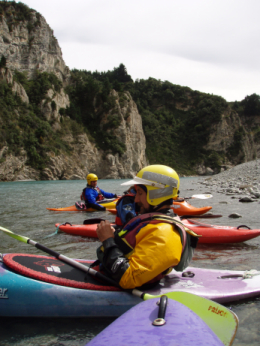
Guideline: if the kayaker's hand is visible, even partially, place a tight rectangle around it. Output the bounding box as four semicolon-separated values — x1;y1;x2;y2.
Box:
96;220;115;242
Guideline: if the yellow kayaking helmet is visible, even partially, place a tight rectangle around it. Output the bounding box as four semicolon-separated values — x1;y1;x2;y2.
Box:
87;173;98;184
121;165;180;206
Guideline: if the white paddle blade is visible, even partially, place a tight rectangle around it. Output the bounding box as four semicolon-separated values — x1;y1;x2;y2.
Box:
191;194;213;199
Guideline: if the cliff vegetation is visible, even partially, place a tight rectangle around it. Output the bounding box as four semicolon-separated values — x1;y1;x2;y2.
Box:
68;66;260;175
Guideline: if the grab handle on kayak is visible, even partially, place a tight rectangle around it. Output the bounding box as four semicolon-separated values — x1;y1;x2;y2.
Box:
218;274;244;279
83;218;105;225
182;271;195;278
237;225;251;230
152;295;168;326
57;222;72;232
62;222;72;227
218;269;260;279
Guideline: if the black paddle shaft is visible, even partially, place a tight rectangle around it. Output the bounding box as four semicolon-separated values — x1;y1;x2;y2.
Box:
34;241;60;257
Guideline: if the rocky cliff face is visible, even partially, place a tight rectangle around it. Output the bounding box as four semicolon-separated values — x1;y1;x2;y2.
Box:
0;3;148;181
0;65;147;181
0;64;70;126
0;89;147;181
0;3;70;83
206;110;255;161
0;66;29;103
195;108;258;175
1;2;258;181
40;90;148;181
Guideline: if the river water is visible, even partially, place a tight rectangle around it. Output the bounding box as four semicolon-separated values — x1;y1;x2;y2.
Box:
0;177;260;345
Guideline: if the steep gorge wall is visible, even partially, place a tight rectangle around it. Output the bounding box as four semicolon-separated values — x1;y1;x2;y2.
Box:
0;62;148;181
196;108;258;175
0;3;148;181
0;2;259;181
206;110;256;161
40;90;148;181
0;4;70;83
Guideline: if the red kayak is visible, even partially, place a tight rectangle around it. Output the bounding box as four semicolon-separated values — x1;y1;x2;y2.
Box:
55;219;260;244
55;222;99;238
182;219;260;243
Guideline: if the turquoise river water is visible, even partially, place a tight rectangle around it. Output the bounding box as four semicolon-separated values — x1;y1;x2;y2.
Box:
0;177;260;345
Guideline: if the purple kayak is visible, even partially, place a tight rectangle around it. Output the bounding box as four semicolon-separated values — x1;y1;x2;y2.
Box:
86;297;225;346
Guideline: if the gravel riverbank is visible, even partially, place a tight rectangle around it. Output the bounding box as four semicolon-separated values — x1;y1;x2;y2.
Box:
197;159;260;201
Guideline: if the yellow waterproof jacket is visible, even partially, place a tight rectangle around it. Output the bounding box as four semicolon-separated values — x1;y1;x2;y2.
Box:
118;221;182;289
96;212;198;290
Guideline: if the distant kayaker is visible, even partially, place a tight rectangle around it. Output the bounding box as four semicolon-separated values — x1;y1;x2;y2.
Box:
76;173;118;211
95;164;199;289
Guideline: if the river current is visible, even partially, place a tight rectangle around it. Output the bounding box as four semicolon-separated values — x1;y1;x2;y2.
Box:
0;177;260;345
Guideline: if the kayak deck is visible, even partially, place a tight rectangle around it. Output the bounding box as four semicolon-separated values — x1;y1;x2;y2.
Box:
1;254;260;317
87;298;226;346
47;199;118;212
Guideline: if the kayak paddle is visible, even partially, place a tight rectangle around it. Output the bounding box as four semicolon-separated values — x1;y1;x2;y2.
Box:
0;225;118;287
180;214;222;219
0;225;238;345
185;194;213;199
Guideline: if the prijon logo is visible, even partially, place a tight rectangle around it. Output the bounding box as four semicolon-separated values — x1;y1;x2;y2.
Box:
0;288;8;299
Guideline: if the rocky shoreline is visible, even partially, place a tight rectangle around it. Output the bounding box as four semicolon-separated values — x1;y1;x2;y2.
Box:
197;159;260;203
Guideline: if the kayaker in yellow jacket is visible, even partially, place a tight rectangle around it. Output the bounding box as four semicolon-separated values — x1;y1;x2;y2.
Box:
96;164;198;289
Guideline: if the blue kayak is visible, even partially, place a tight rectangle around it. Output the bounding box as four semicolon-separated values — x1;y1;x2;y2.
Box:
1;253;260;317
0;254;139;317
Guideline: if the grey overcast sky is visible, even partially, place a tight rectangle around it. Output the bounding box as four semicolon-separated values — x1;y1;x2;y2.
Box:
18;0;260;102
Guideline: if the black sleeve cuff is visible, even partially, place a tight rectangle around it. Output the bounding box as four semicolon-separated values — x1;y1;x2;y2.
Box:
103;237;117;251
